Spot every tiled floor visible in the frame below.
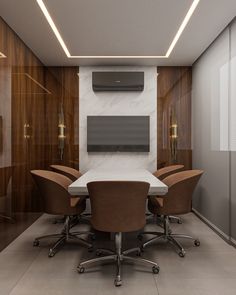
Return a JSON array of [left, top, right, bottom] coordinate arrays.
[[0, 213, 235, 295], [0, 213, 41, 251]]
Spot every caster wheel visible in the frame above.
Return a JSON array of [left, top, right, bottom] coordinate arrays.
[[77, 266, 85, 274], [137, 234, 143, 241], [114, 279, 122, 287], [178, 251, 185, 258], [136, 250, 141, 256], [194, 239, 200, 247], [88, 246, 94, 252], [48, 250, 55, 258], [33, 240, 39, 247], [152, 266, 160, 274], [177, 219, 182, 224]]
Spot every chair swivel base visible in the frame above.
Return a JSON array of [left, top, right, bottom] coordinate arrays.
[[33, 216, 94, 257], [139, 217, 200, 257], [77, 232, 160, 287]]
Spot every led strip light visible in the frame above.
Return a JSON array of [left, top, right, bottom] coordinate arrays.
[[36, 0, 200, 59]]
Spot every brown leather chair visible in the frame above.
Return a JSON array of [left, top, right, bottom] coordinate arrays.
[[77, 181, 159, 287], [50, 165, 88, 223], [0, 166, 14, 222], [139, 170, 203, 257], [153, 164, 184, 180], [153, 164, 185, 224], [50, 165, 82, 181], [31, 170, 93, 257]]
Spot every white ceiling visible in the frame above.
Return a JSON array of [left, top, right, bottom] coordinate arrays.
[[0, 0, 236, 66]]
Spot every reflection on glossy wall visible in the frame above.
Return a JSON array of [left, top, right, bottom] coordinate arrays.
[[192, 17, 236, 244], [0, 17, 79, 249], [157, 67, 192, 170]]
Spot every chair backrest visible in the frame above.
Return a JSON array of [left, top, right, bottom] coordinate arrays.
[[50, 165, 82, 182], [31, 170, 74, 215], [87, 181, 150, 233], [161, 170, 204, 215], [0, 166, 12, 197], [153, 164, 184, 180]]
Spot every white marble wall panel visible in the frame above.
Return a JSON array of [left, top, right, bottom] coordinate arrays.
[[79, 66, 157, 173]]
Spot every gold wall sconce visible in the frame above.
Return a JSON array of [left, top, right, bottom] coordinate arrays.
[[58, 124, 66, 140], [170, 124, 178, 139], [24, 123, 31, 139], [170, 111, 178, 163], [58, 103, 66, 160]]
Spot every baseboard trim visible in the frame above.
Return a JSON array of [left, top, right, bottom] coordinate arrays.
[[192, 208, 230, 243]]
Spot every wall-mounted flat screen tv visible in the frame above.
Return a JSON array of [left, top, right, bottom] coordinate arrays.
[[87, 116, 149, 152]]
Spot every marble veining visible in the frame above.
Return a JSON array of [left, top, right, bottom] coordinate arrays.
[[79, 66, 157, 173]]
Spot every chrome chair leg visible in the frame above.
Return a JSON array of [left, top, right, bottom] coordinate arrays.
[[122, 247, 140, 256], [69, 235, 93, 248], [167, 236, 186, 257], [33, 233, 63, 246], [77, 232, 159, 287], [123, 255, 159, 270], [48, 236, 66, 257], [140, 216, 200, 257], [33, 216, 93, 256], [141, 234, 164, 249]]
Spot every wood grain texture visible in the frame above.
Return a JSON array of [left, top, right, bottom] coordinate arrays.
[[157, 67, 192, 170], [0, 17, 45, 212], [44, 67, 79, 170], [0, 17, 79, 213]]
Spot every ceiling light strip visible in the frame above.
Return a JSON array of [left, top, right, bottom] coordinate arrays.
[[36, 0, 200, 59], [165, 0, 200, 57], [69, 55, 168, 59], [37, 0, 70, 57]]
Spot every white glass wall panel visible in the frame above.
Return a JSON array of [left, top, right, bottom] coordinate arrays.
[[192, 28, 230, 237]]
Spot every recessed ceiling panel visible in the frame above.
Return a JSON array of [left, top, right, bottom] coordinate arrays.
[[0, 0, 236, 65], [45, 0, 192, 56]]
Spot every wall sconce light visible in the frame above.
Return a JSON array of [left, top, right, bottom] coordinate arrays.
[[170, 124, 178, 139], [170, 111, 178, 163], [24, 123, 31, 139], [58, 103, 66, 160]]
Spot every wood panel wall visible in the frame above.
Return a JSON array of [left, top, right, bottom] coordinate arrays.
[[44, 67, 79, 170], [157, 67, 192, 170], [0, 17, 46, 212], [0, 17, 79, 213]]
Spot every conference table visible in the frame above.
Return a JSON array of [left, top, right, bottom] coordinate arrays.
[[68, 168, 168, 196]]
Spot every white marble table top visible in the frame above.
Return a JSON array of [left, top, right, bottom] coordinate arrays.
[[68, 168, 168, 196]]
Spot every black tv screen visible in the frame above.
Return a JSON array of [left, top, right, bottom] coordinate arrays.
[[87, 116, 149, 152]]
